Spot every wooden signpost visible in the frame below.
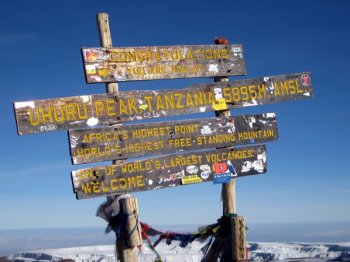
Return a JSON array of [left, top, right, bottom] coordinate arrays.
[[12, 11, 314, 262], [81, 44, 246, 83], [96, 13, 139, 262], [69, 113, 278, 164], [72, 144, 267, 199], [14, 72, 312, 135]]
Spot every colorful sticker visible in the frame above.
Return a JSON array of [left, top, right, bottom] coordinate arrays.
[[113, 70, 127, 81], [200, 165, 211, 172], [264, 77, 275, 95], [214, 88, 223, 100], [85, 50, 97, 61], [201, 125, 213, 135], [87, 117, 99, 127], [200, 165, 211, 180], [70, 136, 78, 148], [208, 64, 219, 73], [225, 118, 236, 133], [232, 47, 242, 53], [86, 65, 97, 75], [181, 175, 203, 185], [201, 171, 211, 180], [213, 173, 232, 184], [247, 117, 256, 128], [186, 165, 199, 174], [241, 160, 265, 173], [212, 98, 227, 110], [213, 161, 237, 177], [139, 104, 148, 110], [97, 67, 108, 77], [301, 74, 311, 86]]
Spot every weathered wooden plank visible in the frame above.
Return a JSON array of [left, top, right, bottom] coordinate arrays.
[[71, 144, 267, 199], [69, 113, 278, 164], [81, 44, 246, 83], [14, 72, 312, 135]]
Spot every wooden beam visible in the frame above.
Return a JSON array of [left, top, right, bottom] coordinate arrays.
[[96, 13, 137, 262], [14, 72, 312, 135], [69, 113, 278, 164], [71, 144, 267, 199], [81, 44, 246, 83]]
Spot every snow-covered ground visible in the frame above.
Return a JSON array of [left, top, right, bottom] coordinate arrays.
[[3, 241, 350, 262]]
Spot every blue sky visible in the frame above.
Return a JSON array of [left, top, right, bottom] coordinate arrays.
[[1, 0, 350, 232]]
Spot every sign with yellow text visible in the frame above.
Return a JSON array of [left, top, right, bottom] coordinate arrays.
[[14, 72, 312, 135], [72, 144, 267, 199], [81, 44, 246, 82], [69, 113, 278, 164]]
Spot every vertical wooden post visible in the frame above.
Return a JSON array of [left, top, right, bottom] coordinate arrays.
[[231, 216, 247, 261], [214, 37, 246, 262], [213, 37, 236, 222], [96, 13, 139, 262], [96, 13, 118, 94], [122, 197, 142, 247]]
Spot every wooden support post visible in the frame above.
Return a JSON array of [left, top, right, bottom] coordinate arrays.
[[212, 37, 236, 217], [96, 13, 139, 262], [122, 197, 142, 247], [214, 37, 246, 262], [96, 13, 118, 94], [231, 216, 247, 261]]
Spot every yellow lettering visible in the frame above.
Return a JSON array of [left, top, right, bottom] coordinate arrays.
[[186, 92, 194, 107], [127, 97, 138, 114], [258, 84, 267, 98], [137, 175, 144, 187], [248, 85, 258, 99], [119, 99, 128, 115], [212, 49, 221, 59], [127, 52, 136, 62], [288, 80, 296, 94], [110, 179, 118, 190], [144, 96, 153, 111], [175, 93, 184, 109], [223, 87, 232, 102], [194, 91, 204, 106], [221, 49, 228, 59], [119, 178, 127, 189], [106, 100, 116, 116], [95, 101, 105, 117], [280, 81, 289, 95], [156, 95, 165, 110], [92, 182, 101, 193], [81, 183, 92, 193], [205, 50, 213, 59], [53, 105, 65, 122], [110, 52, 117, 62], [127, 177, 136, 188], [76, 103, 89, 120], [40, 107, 53, 124], [187, 50, 193, 59], [296, 80, 303, 93], [29, 108, 40, 126], [119, 52, 126, 62]]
